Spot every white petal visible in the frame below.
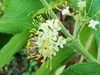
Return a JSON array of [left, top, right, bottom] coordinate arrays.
[[62, 9, 66, 15], [91, 25, 95, 29], [94, 21, 99, 25], [62, 39, 66, 44], [77, 1, 86, 7], [88, 24, 91, 27], [54, 47, 59, 52], [60, 44, 63, 48]]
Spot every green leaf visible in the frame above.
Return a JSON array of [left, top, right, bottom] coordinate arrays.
[[88, 37, 97, 58], [0, 30, 30, 68], [86, 0, 100, 45], [80, 25, 97, 58], [35, 46, 77, 75], [92, 28, 100, 46], [86, 0, 100, 17], [0, 33, 12, 49], [50, 0, 66, 8], [61, 62, 100, 75], [0, 0, 43, 34], [68, 0, 78, 9]]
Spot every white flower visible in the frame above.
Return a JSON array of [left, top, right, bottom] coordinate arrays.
[[62, 6, 70, 15], [88, 19, 99, 29], [47, 19, 61, 31], [36, 36, 43, 47], [49, 30, 58, 41], [46, 19, 54, 27], [77, 1, 86, 8], [42, 49, 51, 59], [57, 36, 66, 48], [43, 49, 56, 59], [49, 40, 59, 52], [53, 19, 61, 31], [39, 23, 49, 32]]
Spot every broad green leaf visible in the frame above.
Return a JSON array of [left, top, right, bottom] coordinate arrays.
[[68, 0, 78, 9], [35, 46, 77, 75], [0, 30, 30, 68], [31, 8, 47, 18], [50, 0, 66, 8], [3, 0, 8, 10], [86, 0, 100, 17], [0, 0, 43, 34], [88, 37, 97, 58], [91, 25, 100, 45], [61, 62, 100, 75], [31, 0, 61, 18], [86, 0, 100, 45], [0, 33, 12, 49], [80, 25, 97, 58], [80, 25, 92, 46]]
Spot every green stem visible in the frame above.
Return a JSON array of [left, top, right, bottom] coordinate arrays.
[[40, 0, 97, 63], [73, 15, 86, 39], [72, 39, 97, 62]]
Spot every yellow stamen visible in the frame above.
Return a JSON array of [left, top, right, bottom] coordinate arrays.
[[32, 28, 36, 31], [32, 22, 34, 24], [36, 54, 41, 60], [46, 21, 48, 24], [52, 24, 54, 26], [54, 4, 58, 9], [33, 46, 37, 48], [30, 47, 33, 50], [35, 58, 38, 60], [29, 34, 33, 37], [41, 60, 44, 63], [41, 63, 44, 67], [39, 23, 42, 26], [27, 56, 31, 59], [44, 41, 50, 46], [35, 31, 41, 35], [30, 60, 33, 62], [50, 67, 52, 70], [67, 37, 72, 41], [46, 66, 48, 68]]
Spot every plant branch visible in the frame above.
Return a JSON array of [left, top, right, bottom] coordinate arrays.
[[71, 39, 97, 62], [73, 14, 87, 39]]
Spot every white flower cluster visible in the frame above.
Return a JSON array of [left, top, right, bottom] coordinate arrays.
[[27, 19, 67, 70], [36, 19, 66, 60]]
